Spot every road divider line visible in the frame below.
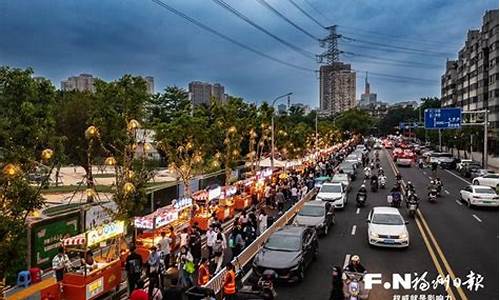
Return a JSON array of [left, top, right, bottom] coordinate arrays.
[[417, 210, 469, 300], [455, 200, 463, 206], [445, 190, 450, 195], [445, 169, 471, 185], [428, 176, 433, 180], [356, 208, 360, 215], [351, 225, 357, 235], [415, 216, 457, 300], [472, 214, 482, 223]]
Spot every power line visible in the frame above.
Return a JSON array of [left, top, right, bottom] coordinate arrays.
[[341, 37, 450, 58], [286, 0, 326, 29], [343, 51, 442, 68], [302, 0, 333, 24], [342, 35, 454, 57], [255, 0, 320, 41], [151, 0, 315, 73], [211, 0, 316, 59], [352, 69, 437, 84]]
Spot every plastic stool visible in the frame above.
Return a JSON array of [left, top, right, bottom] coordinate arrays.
[[17, 270, 31, 287]]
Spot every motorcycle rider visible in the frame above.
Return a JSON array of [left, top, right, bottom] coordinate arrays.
[[377, 168, 384, 176], [329, 266, 344, 300], [370, 174, 378, 190], [418, 157, 424, 168], [344, 255, 366, 274], [378, 173, 387, 187], [428, 180, 438, 200], [435, 177, 443, 195], [363, 166, 371, 179], [406, 191, 419, 208], [357, 184, 368, 202]]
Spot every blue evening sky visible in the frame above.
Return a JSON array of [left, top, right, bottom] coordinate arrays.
[[0, 0, 497, 106]]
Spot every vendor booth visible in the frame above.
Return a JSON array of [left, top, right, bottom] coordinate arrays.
[[133, 198, 193, 262], [61, 220, 126, 300]]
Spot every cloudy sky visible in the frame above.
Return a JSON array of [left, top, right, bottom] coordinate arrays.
[[0, 0, 497, 106]]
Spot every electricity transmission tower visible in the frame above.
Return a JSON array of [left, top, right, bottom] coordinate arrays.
[[316, 25, 342, 65]]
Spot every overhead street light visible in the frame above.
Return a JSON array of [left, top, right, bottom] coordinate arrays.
[[271, 92, 293, 169]]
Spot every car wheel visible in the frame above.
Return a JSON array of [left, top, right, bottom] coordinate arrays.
[[297, 264, 305, 282], [473, 180, 479, 185]]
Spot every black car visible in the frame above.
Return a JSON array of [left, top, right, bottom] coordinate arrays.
[[460, 162, 483, 178], [438, 155, 458, 169], [252, 225, 318, 282]]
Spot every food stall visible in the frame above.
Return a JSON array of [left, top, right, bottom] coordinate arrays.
[[133, 198, 193, 262], [61, 220, 126, 300]]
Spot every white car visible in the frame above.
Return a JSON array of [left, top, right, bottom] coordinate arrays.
[[460, 185, 499, 207], [396, 156, 412, 167], [331, 173, 351, 192], [367, 207, 409, 248], [472, 174, 499, 191], [373, 143, 383, 149], [316, 182, 347, 208]]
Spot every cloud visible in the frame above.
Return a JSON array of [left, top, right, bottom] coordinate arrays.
[[0, 0, 497, 105]]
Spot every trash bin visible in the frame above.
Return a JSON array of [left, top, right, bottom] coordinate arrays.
[[185, 286, 215, 300]]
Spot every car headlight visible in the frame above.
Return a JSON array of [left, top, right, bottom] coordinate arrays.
[[369, 231, 378, 238], [400, 233, 408, 240]]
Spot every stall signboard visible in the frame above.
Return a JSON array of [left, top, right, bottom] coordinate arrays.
[[223, 186, 237, 198], [257, 168, 273, 179], [31, 211, 81, 270], [173, 197, 193, 210], [208, 186, 221, 201], [84, 202, 117, 230], [86, 277, 104, 300], [155, 210, 179, 228], [86, 221, 125, 247], [134, 217, 153, 229]]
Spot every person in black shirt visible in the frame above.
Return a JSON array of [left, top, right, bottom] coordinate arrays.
[[125, 245, 143, 293], [163, 278, 183, 300]]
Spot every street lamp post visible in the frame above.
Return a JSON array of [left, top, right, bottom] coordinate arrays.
[[271, 92, 293, 169]]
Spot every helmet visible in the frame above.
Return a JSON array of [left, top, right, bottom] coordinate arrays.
[[351, 255, 360, 263], [361, 184, 366, 188], [430, 180, 435, 184], [407, 181, 412, 185]]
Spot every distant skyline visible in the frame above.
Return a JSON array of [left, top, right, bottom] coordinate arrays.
[[0, 0, 497, 106]]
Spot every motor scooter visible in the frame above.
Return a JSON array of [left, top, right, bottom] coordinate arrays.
[[370, 178, 378, 192], [428, 189, 438, 203], [343, 271, 369, 300], [356, 193, 366, 207], [378, 176, 386, 189]]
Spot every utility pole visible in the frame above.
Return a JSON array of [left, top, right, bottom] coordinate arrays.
[[316, 25, 341, 64], [271, 92, 293, 169], [483, 111, 488, 168], [438, 129, 442, 152]]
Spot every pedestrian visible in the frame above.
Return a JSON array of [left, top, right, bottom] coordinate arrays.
[[329, 266, 344, 300], [129, 280, 148, 300], [275, 188, 285, 212], [206, 225, 217, 259], [238, 210, 248, 227], [189, 227, 202, 264], [52, 247, 71, 282], [229, 226, 245, 258], [176, 245, 194, 289], [163, 278, 183, 300], [223, 263, 237, 300], [243, 221, 256, 246], [213, 232, 225, 274], [179, 228, 189, 249], [125, 245, 143, 293], [291, 185, 299, 203], [258, 209, 268, 235], [158, 231, 172, 268], [146, 246, 161, 297], [168, 225, 177, 252], [197, 257, 210, 286]]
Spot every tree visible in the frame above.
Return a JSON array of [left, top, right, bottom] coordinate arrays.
[[335, 109, 375, 135], [146, 86, 190, 124], [379, 106, 418, 134]]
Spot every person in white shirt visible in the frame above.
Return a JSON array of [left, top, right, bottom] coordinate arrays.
[[158, 231, 172, 267], [52, 247, 71, 282], [206, 226, 217, 259], [179, 228, 189, 248], [291, 186, 298, 203], [258, 210, 268, 235]]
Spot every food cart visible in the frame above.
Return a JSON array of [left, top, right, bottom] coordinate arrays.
[[133, 198, 193, 262], [60, 220, 126, 300]]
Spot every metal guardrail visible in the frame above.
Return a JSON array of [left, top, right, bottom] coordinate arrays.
[[203, 189, 316, 295]]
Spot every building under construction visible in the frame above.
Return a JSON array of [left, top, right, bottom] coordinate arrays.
[[317, 26, 356, 115]]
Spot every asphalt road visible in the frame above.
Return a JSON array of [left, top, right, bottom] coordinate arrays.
[[275, 149, 498, 300]]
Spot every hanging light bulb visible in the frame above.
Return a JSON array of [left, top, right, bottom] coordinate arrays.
[[85, 125, 99, 139], [104, 156, 116, 166], [127, 119, 140, 131], [41, 148, 54, 161], [2, 163, 19, 177], [123, 182, 135, 194]]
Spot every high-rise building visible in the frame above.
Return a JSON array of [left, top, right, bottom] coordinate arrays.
[[440, 9, 499, 153], [143, 76, 154, 94], [319, 62, 356, 115], [188, 81, 226, 105], [277, 103, 287, 114], [358, 72, 377, 107], [61, 74, 96, 92]]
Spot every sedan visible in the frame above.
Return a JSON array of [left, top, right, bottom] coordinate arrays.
[[331, 173, 351, 192], [460, 185, 499, 207], [252, 225, 318, 282], [339, 162, 357, 180], [367, 207, 409, 248], [294, 201, 335, 236], [472, 174, 499, 191], [316, 182, 347, 208]]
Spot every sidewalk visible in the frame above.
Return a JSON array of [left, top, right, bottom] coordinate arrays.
[[442, 147, 498, 171]]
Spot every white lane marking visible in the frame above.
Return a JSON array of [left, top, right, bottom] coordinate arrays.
[[423, 171, 427, 175], [242, 269, 253, 283], [455, 200, 463, 206], [445, 190, 450, 195], [343, 254, 351, 269], [356, 208, 360, 215], [472, 214, 482, 223], [445, 169, 471, 185], [351, 225, 357, 235], [428, 176, 433, 180]]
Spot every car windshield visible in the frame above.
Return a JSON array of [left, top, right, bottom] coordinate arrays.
[[438, 154, 453, 158], [298, 205, 324, 217], [475, 188, 496, 194], [320, 185, 341, 193], [332, 176, 347, 182], [265, 234, 301, 251], [372, 213, 403, 225]]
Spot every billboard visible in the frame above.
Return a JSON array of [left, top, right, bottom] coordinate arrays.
[[424, 108, 462, 129], [30, 211, 81, 270]]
